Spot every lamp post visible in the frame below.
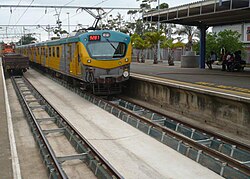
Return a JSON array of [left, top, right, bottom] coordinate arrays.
[[67, 12, 70, 33], [157, 0, 160, 63]]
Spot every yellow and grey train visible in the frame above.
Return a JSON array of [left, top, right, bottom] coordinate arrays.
[[16, 30, 132, 95]]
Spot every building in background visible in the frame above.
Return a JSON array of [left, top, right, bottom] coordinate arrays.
[[213, 23, 250, 63]]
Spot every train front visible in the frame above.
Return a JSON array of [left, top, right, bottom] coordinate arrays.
[[79, 30, 131, 95]]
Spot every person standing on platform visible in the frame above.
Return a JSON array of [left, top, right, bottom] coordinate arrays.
[[206, 51, 217, 69], [220, 47, 227, 71]]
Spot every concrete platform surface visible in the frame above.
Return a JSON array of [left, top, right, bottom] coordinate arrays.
[[0, 59, 13, 179], [25, 69, 223, 179], [131, 61, 250, 96]]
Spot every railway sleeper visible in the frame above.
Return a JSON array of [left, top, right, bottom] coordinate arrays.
[[42, 128, 66, 135], [57, 153, 87, 164], [12, 76, 122, 179], [37, 68, 250, 178], [29, 105, 46, 110], [36, 117, 57, 123]]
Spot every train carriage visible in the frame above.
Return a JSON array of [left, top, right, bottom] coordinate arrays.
[[17, 30, 132, 95], [1, 43, 29, 75]]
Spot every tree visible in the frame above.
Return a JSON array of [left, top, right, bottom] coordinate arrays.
[[131, 33, 151, 63], [175, 25, 199, 51], [217, 29, 244, 54], [136, 0, 157, 12], [54, 29, 68, 37], [204, 32, 218, 59], [193, 30, 245, 60], [161, 38, 185, 65], [17, 34, 37, 45], [156, 3, 169, 9], [143, 31, 165, 64]]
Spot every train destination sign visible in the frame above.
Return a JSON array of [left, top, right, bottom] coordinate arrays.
[[89, 35, 101, 41]]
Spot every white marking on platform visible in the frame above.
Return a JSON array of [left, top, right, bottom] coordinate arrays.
[[1, 59, 22, 179]]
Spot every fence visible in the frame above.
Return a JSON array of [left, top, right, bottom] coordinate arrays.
[[132, 48, 184, 62]]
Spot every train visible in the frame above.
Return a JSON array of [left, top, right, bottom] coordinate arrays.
[[1, 43, 29, 75], [1, 43, 16, 54], [16, 30, 132, 95]]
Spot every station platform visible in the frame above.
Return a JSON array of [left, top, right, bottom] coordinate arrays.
[[130, 60, 250, 98], [0, 59, 13, 179]]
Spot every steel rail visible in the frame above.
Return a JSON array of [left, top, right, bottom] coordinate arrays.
[[21, 76, 123, 179], [106, 99, 250, 176], [30, 66, 250, 177], [119, 96, 250, 152], [102, 98, 250, 177], [11, 76, 67, 179]]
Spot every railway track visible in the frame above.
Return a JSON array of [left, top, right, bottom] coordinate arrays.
[[42, 71, 250, 179], [11, 75, 123, 179]]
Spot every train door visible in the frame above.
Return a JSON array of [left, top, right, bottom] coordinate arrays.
[[60, 44, 66, 72], [66, 43, 72, 74], [76, 43, 81, 76], [70, 43, 77, 75], [44, 47, 47, 67], [34, 47, 37, 63], [38, 47, 41, 64]]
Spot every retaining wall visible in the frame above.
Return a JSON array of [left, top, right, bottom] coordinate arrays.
[[124, 77, 250, 137]]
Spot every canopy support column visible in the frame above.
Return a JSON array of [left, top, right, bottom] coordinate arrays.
[[198, 25, 208, 69]]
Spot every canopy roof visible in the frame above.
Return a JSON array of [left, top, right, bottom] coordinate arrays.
[[143, 0, 250, 26]]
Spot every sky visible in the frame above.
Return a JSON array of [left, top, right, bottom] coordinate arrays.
[[0, 0, 199, 42]]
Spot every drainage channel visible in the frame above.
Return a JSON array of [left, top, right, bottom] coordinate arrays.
[[11, 76, 123, 179]]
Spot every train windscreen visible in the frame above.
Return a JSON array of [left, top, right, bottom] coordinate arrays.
[[87, 41, 126, 60]]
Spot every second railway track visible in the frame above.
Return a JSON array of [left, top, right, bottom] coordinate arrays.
[[11, 75, 123, 179], [40, 69, 250, 179]]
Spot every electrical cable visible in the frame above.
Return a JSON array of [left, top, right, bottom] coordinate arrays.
[[7, 0, 23, 38], [60, 0, 110, 24], [15, 0, 35, 25], [13, 0, 23, 12], [34, 0, 77, 25]]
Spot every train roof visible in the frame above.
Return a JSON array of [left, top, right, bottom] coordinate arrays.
[[17, 30, 130, 48]]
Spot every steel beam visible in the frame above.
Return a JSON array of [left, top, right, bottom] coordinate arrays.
[[0, 4, 140, 10]]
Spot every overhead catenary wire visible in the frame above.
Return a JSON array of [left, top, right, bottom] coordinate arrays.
[[60, 0, 110, 24], [15, 0, 35, 25], [34, 0, 77, 25], [7, 0, 23, 37]]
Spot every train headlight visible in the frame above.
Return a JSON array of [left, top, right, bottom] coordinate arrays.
[[123, 71, 129, 78], [102, 32, 110, 38], [125, 58, 129, 62], [87, 59, 91, 63]]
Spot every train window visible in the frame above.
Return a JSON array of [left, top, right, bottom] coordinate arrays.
[[87, 42, 126, 59], [49, 47, 51, 57], [56, 47, 60, 58], [53, 47, 55, 57]]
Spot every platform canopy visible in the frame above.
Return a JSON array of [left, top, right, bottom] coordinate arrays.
[[143, 0, 250, 27]]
